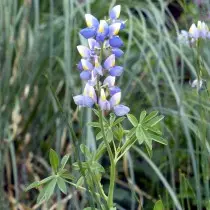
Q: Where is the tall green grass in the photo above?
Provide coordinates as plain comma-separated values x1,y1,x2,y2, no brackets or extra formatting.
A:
0,0,210,209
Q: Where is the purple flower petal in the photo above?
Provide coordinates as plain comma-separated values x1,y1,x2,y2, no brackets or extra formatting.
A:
109,66,123,76
77,61,83,71
99,99,111,110
109,36,123,48
103,76,115,87
112,48,124,58
73,95,95,108
81,59,94,70
77,45,91,58
80,27,96,39
110,92,121,108
85,14,99,28
113,19,126,30
83,83,97,102
104,54,115,70
80,71,91,80
109,5,121,20
109,23,121,37
88,38,100,50
109,86,121,96
113,104,130,116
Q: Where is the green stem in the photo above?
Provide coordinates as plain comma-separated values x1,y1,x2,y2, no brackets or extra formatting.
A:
97,107,116,208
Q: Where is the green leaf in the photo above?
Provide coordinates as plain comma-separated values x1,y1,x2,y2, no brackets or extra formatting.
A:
37,188,46,204
44,178,57,200
87,122,100,128
127,114,138,126
49,149,59,173
25,181,40,191
39,175,55,185
76,176,84,188
60,171,74,180
139,110,147,123
136,126,144,145
96,131,103,140
92,109,99,117
146,115,164,127
153,200,164,210
80,144,92,159
109,113,116,125
126,127,136,139
145,144,152,158
106,129,113,142
143,111,159,123
148,126,162,135
37,178,57,204
57,177,67,194
73,162,88,170
113,125,124,141
60,154,70,169
113,116,126,126
149,134,167,145
91,161,105,173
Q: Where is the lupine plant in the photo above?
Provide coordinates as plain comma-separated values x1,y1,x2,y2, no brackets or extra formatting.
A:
178,21,210,92
26,5,167,209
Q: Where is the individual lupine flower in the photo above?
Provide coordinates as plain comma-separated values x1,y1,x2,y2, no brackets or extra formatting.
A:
103,54,123,76
80,14,99,39
109,36,124,48
73,83,97,107
109,5,121,20
111,48,124,58
80,59,94,80
109,92,130,116
96,20,109,42
109,23,121,37
103,76,115,87
188,21,209,40
88,38,100,49
99,89,110,110
104,54,115,70
109,5,126,30
103,76,121,96
189,23,200,40
197,21,209,38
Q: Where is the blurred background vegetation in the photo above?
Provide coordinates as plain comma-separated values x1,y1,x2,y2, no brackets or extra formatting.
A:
1,0,210,209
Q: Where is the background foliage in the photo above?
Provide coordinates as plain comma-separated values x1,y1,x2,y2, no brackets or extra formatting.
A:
0,0,210,209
